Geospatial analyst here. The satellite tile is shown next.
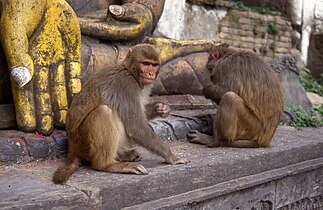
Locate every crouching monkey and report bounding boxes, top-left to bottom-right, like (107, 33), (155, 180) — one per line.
(188, 47), (284, 148)
(53, 44), (188, 184)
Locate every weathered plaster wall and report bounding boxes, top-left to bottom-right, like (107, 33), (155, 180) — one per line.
(154, 0), (227, 40)
(153, 0), (186, 40)
(314, 0), (323, 34)
(155, 0), (295, 64)
(307, 0), (323, 78)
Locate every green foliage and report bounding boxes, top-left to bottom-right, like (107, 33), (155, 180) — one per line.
(230, 1), (280, 15)
(288, 105), (323, 129)
(269, 42), (276, 51)
(300, 74), (323, 96)
(268, 23), (280, 35)
(314, 106), (323, 116)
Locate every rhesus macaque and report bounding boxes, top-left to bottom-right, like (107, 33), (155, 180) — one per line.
(53, 44), (188, 184)
(187, 47), (284, 148)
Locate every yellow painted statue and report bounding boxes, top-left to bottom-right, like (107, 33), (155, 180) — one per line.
(79, 0), (165, 41)
(0, 0), (82, 135)
(0, 0), (217, 136)
(77, 0), (219, 63)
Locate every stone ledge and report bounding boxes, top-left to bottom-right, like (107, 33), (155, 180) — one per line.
(0, 130), (66, 163)
(0, 126), (322, 209)
(125, 157), (323, 210)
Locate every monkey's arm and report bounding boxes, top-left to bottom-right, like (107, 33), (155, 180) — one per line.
(123, 104), (184, 164)
(126, 115), (174, 161)
(145, 102), (170, 120)
(202, 83), (228, 104)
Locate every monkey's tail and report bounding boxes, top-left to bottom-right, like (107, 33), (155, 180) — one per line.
(53, 157), (81, 184)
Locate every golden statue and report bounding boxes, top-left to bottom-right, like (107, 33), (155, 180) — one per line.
(79, 0), (165, 41)
(0, 0), (81, 135)
(78, 0), (218, 63)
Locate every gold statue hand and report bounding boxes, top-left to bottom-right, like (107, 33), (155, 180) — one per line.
(0, 0), (81, 135)
(79, 0), (165, 42)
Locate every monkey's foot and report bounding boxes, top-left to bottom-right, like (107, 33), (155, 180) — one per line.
(187, 130), (219, 147)
(168, 157), (189, 165)
(102, 162), (149, 175)
(118, 149), (142, 162)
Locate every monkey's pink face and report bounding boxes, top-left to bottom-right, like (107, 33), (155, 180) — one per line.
(139, 59), (160, 86)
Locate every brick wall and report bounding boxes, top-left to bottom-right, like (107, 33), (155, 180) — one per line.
(218, 10), (293, 64)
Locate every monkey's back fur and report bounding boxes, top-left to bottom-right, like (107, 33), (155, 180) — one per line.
(66, 65), (145, 134)
(207, 48), (284, 147)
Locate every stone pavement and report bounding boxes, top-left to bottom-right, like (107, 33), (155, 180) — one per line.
(0, 126), (322, 210)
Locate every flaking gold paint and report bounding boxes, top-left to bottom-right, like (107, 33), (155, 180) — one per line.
(11, 82), (36, 131)
(40, 115), (53, 133)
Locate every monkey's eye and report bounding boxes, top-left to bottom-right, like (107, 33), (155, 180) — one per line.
(152, 63), (159, 67)
(142, 62), (150, 66)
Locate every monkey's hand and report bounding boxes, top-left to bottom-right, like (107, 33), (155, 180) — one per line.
(154, 102), (171, 118)
(202, 84), (227, 104)
(146, 102), (171, 120)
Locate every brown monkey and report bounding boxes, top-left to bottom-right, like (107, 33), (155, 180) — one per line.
(187, 47), (284, 148)
(53, 44), (188, 184)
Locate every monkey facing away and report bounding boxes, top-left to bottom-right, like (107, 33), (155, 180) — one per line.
(187, 47), (284, 148)
(53, 44), (188, 184)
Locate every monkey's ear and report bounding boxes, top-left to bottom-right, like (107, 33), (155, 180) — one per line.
(210, 49), (221, 60)
(210, 43), (229, 60)
(124, 48), (133, 61)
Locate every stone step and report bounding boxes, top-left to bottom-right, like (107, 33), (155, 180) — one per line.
(0, 126), (322, 209)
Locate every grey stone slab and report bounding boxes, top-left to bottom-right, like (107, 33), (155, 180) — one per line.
(23, 135), (50, 159)
(0, 162), (90, 210)
(0, 126), (322, 209)
(274, 166), (323, 208)
(149, 113), (209, 141)
(0, 138), (28, 162)
(125, 157), (323, 210)
(152, 95), (215, 111)
(272, 55), (313, 111)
